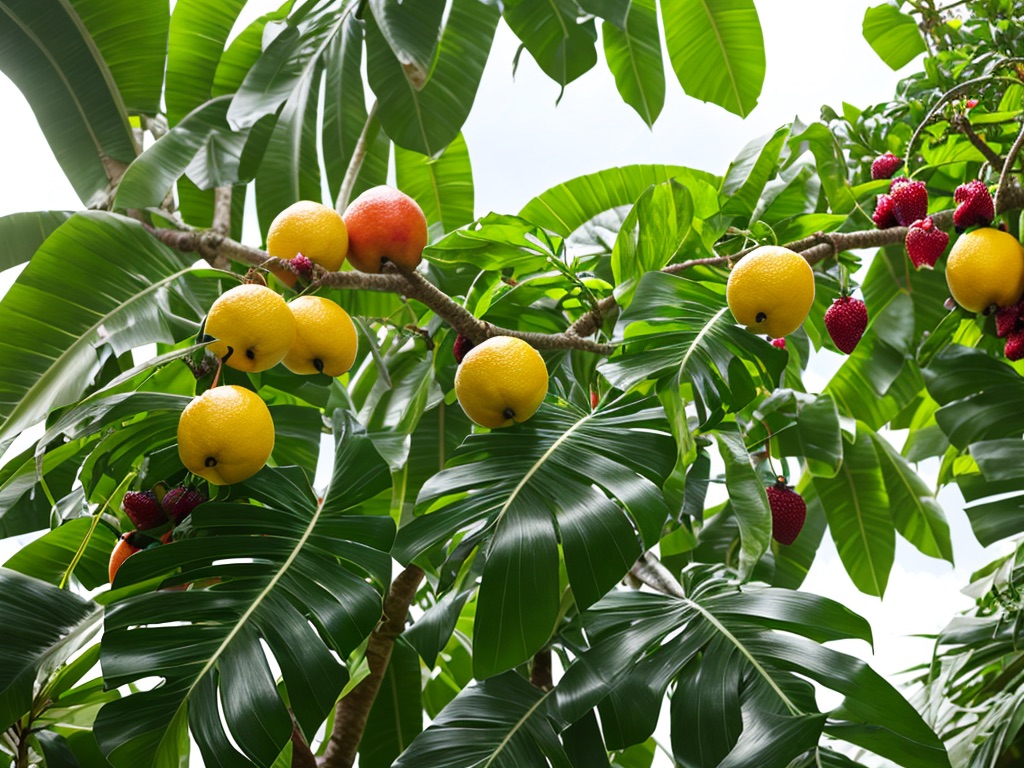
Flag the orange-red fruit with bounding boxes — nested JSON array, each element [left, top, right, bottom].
[[109, 532, 144, 583], [343, 186, 428, 273]]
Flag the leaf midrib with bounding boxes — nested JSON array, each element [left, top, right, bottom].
[[696, 0, 744, 116], [480, 689, 551, 768]]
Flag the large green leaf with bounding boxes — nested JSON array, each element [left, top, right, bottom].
[[721, 125, 791, 218], [94, 413, 394, 768], [813, 427, 894, 597], [0, 212, 198, 446], [599, 273, 786, 427], [70, 0, 168, 114], [322, 15, 369, 202], [754, 390, 843, 478], [4, 517, 117, 591], [395, 133, 475, 236], [0, 0, 138, 205], [366, 0, 499, 156], [661, 0, 765, 117], [212, 1, 296, 97], [367, 0, 445, 89], [862, 4, 926, 71], [0, 569, 102, 732], [0, 211, 72, 272], [598, 0, 664, 127], [394, 399, 675, 678], [716, 432, 771, 579], [504, 0, 598, 91]]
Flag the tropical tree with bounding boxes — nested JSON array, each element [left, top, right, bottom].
[[1, 1, 1023, 767]]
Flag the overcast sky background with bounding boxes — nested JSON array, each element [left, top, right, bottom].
[[0, 1, 1009, 763]]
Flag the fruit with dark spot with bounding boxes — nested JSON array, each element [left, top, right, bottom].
[[203, 284, 295, 373]]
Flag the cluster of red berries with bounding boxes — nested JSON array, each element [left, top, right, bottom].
[[109, 485, 207, 583], [995, 301, 1024, 361]]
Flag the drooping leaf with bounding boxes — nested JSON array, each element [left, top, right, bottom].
[[0, 211, 72, 273], [599, 0, 664, 127], [322, 15, 370, 202], [721, 126, 791, 218], [367, 0, 445, 89], [862, 4, 927, 71], [661, 0, 765, 117], [716, 432, 771, 579], [212, 1, 296, 97], [395, 133, 475, 236], [504, 0, 598, 92], [4, 517, 117, 591]]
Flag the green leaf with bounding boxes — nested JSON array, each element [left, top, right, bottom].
[[322, 15, 370, 202], [504, 0, 598, 92], [0, 213, 197, 446], [394, 672, 570, 768], [722, 125, 790, 218], [611, 179, 693, 305], [367, 0, 499, 156], [367, 0, 445, 89], [755, 390, 843, 478], [424, 213, 561, 273], [396, 133, 475, 236], [4, 517, 117, 591], [600, 0, 664, 127], [212, 2, 296, 97], [0, 0, 138, 205], [165, 0, 247, 125], [813, 427, 894, 597], [862, 4, 926, 71], [661, 0, 765, 117], [518, 164, 712, 236], [716, 432, 771, 579], [70, 0, 168, 114], [787, 123, 857, 214], [360, 637, 424, 768], [95, 417, 393, 767], [599, 273, 786, 427], [0, 211, 72, 272], [0, 569, 102, 732]]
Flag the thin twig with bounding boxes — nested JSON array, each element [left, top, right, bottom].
[[335, 101, 379, 216], [995, 121, 1024, 214]]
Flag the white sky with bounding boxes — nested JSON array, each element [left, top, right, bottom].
[[0, 2, 1010, 764]]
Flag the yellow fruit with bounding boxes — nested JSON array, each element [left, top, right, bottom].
[[455, 336, 548, 429], [946, 227, 1024, 312], [267, 201, 349, 272], [177, 385, 275, 486], [726, 246, 815, 338], [204, 284, 295, 372], [283, 296, 358, 376]]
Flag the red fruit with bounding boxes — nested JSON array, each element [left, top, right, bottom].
[[824, 296, 869, 355], [953, 180, 994, 231], [109, 531, 145, 583], [590, 390, 600, 409], [872, 194, 898, 229], [453, 333, 475, 364], [890, 180, 928, 226], [871, 152, 902, 180], [161, 486, 207, 525], [291, 254, 314, 274], [766, 478, 807, 546], [1006, 329, 1024, 361], [770, 337, 787, 349], [121, 490, 166, 531], [904, 217, 949, 269], [995, 302, 1023, 338], [965, 98, 979, 109]]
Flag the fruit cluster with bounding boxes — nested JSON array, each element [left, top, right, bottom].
[[109, 485, 207, 582]]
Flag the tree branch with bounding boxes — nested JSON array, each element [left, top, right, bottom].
[[951, 112, 1005, 167], [318, 565, 425, 768], [995, 121, 1024, 214], [530, 648, 553, 691], [290, 713, 318, 768], [335, 101, 379, 215], [212, 186, 233, 236]]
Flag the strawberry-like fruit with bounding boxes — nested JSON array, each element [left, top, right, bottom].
[[452, 333, 475, 364], [890, 180, 928, 226], [871, 152, 902, 180], [590, 390, 600, 410], [121, 490, 166, 531], [824, 296, 869, 355], [995, 302, 1023, 338], [872, 194, 898, 229], [161, 486, 207, 526], [1006, 328, 1024, 361], [953, 180, 994, 231], [904, 217, 949, 269], [291, 254, 313, 274], [766, 478, 807, 546], [770, 337, 787, 349]]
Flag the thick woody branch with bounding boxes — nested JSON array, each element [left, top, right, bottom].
[[951, 112, 1005, 168], [212, 186, 233, 237], [319, 565, 425, 768]]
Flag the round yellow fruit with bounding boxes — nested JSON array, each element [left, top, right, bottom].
[[267, 200, 349, 272], [946, 227, 1024, 313], [204, 284, 295, 372], [283, 296, 358, 377], [726, 246, 815, 338], [178, 385, 275, 486], [454, 336, 548, 429]]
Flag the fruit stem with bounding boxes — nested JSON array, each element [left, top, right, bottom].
[[502, 407, 515, 421], [210, 355, 225, 389]]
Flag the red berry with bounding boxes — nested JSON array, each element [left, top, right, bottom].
[[1006, 328, 1024, 361], [872, 194, 898, 229], [766, 479, 807, 546], [994, 302, 1024, 338], [824, 296, 869, 355], [871, 152, 902, 180], [965, 98, 979, 109], [953, 180, 994, 231], [770, 337, 787, 349], [453, 333, 475, 364], [590, 390, 599, 409], [890, 180, 928, 226], [889, 176, 912, 188], [121, 490, 167, 531], [291, 254, 313, 274], [904, 217, 949, 269], [161, 486, 207, 525]]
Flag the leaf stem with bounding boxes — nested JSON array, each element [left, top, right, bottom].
[[335, 101, 379, 216], [59, 470, 136, 590]]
